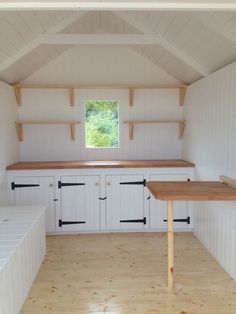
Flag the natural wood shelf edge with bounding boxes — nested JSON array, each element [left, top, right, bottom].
[[15, 120, 80, 142], [12, 84, 188, 107], [123, 120, 186, 140]]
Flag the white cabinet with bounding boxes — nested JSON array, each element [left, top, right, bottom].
[[59, 175, 100, 232], [8, 167, 194, 233], [149, 174, 189, 230], [11, 176, 56, 232], [106, 175, 145, 230]]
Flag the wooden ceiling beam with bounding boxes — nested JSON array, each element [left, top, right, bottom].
[[1, 2, 236, 11], [39, 34, 176, 45]]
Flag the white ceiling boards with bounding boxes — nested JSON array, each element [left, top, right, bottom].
[[0, 6, 235, 84]]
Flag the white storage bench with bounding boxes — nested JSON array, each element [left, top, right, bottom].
[[0, 206, 46, 314]]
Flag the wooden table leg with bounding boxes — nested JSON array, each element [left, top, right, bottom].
[[167, 200, 174, 288]]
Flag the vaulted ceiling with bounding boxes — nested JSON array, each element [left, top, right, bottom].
[[0, 10, 235, 84]]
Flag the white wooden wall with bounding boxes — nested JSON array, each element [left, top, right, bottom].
[[183, 61, 236, 281], [0, 82, 19, 205], [18, 88, 183, 161]]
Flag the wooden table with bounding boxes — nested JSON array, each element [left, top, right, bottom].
[[146, 181, 236, 288]]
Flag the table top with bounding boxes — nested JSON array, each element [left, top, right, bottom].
[[146, 181, 236, 201], [6, 159, 195, 170]]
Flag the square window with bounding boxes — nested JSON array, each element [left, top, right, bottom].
[[85, 100, 119, 148]]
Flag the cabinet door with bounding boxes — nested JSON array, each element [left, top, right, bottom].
[[12, 176, 56, 232], [149, 174, 189, 230], [106, 175, 145, 230], [59, 176, 100, 232]]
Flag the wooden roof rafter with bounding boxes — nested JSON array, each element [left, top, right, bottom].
[[0, 11, 88, 73], [113, 12, 210, 77], [193, 13, 236, 47]]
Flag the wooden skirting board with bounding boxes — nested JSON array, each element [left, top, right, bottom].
[[12, 84, 187, 107]]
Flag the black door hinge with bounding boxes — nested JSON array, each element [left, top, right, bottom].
[[59, 219, 86, 227], [11, 182, 39, 190], [58, 181, 85, 189], [164, 216, 190, 224], [120, 179, 146, 186], [120, 217, 146, 225]]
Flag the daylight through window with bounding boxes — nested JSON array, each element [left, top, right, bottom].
[[85, 100, 119, 148]]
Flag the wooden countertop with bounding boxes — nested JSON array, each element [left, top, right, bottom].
[[6, 160, 195, 170], [146, 181, 236, 201]]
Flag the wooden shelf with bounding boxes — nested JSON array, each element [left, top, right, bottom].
[[15, 120, 80, 142], [123, 120, 186, 140], [12, 84, 187, 107]]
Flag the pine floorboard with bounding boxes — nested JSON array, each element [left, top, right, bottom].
[[21, 232, 236, 314]]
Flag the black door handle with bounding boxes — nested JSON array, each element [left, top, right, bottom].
[[99, 197, 107, 200], [11, 182, 39, 190], [58, 181, 85, 188], [164, 216, 190, 224], [59, 220, 86, 227], [120, 179, 146, 186], [120, 217, 146, 225]]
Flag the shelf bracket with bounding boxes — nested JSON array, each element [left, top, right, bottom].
[[14, 87, 22, 106], [129, 122, 134, 140], [128, 88, 134, 107], [70, 122, 76, 141], [179, 121, 186, 139], [69, 87, 75, 106], [179, 87, 187, 106], [15, 122, 23, 141]]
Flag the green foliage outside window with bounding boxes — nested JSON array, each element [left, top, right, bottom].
[[85, 100, 119, 148]]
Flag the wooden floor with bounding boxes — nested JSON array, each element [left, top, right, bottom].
[[21, 232, 236, 314]]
